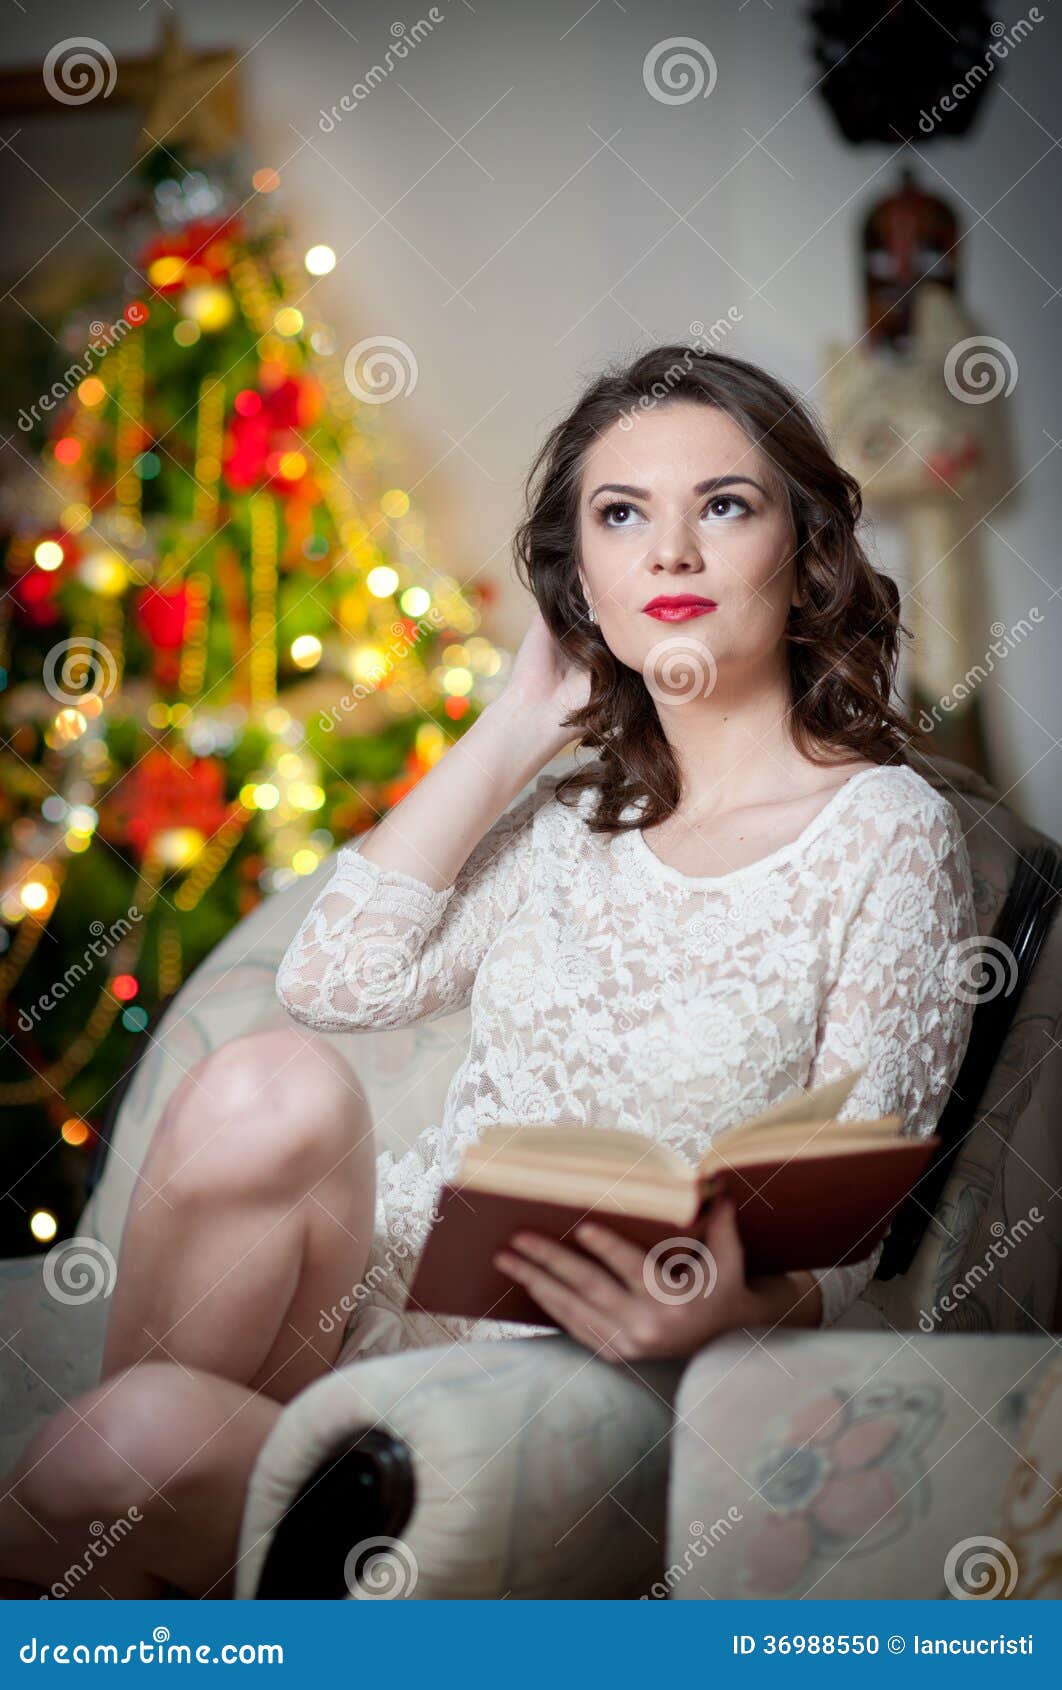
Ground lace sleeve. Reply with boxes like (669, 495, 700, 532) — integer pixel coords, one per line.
(275, 770, 560, 1031)
(805, 789, 977, 1326)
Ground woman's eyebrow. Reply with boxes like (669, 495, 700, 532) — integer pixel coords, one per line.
(587, 474, 769, 500)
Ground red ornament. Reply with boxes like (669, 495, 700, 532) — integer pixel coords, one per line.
(12, 569, 61, 627)
(139, 214, 244, 293)
(11, 531, 80, 626)
(926, 438, 982, 490)
(381, 773, 420, 808)
(222, 375, 324, 499)
(135, 585, 190, 651)
(106, 749, 229, 861)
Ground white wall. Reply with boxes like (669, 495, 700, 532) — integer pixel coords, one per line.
(7, 0, 1060, 833)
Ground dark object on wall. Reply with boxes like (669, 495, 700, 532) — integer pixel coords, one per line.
(863, 166, 959, 351)
(808, 2, 999, 144)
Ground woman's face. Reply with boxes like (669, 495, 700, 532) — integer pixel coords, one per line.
(576, 399, 798, 692)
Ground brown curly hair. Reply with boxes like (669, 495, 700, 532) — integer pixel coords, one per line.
(512, 343, 928, 835)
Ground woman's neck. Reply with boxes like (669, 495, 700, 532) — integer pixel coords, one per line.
(654, 667, 818, 817)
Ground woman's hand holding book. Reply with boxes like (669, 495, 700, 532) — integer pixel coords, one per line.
(493, 1191, 824, 1363)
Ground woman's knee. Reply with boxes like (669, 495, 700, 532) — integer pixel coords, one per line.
(155, 1028, 369, 1201)
(15, 1363, 279, 1545)
(14, 1364, 189, 1526)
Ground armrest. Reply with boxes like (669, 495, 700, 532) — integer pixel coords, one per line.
(240, 1334, 683, 1600)
(256, 1428, 415, 1599)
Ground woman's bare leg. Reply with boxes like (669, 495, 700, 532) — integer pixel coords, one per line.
(0, 1362, 280, 1598)
(101, 1025, 376, 1405)
(0, 1026, 380, 1598)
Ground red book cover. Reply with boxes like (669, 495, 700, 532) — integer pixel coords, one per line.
(404, 1136, 937, 1326)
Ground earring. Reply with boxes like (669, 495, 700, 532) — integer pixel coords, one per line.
(585, 599, 596, 624)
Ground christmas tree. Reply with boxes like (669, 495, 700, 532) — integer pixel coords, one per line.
(0, 150, 504, 1253)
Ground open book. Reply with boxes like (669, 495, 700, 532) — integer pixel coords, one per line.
(404, 1069, 938, 1326)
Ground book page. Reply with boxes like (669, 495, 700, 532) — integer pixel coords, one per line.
(696, 1067, 867, 1174)
(462, 1124, 691, 1183)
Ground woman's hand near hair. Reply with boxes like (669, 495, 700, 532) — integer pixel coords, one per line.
(355, 608, 589, 892)
(505, 607, 592, 744)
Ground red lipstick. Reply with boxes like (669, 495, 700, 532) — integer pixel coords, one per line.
(642, 594, 718, 622)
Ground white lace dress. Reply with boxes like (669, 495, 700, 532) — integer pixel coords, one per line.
(275, 761, 977, 1365)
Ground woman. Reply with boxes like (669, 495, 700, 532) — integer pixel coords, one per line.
(0, 345, 976, 1598)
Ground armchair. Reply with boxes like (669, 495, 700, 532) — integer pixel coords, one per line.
(2, 750, 1059, 1599)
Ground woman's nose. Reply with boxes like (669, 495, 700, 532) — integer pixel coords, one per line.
(647, 514, 707, 571)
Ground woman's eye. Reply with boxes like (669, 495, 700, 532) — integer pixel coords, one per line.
(596, 495, 749, 526)
(703, 495, 749, 519)
(599, 501, 643, 526)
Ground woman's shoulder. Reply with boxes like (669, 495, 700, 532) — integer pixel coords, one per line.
(505, 764, 625, 862)
(832, 759, 962, 834)
(836, 762, 972, 896)
(501, 765, 587, 840)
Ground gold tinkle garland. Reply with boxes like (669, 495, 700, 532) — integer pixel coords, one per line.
(249, 495, 278, 708)
(0, 854, 163, 1105)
